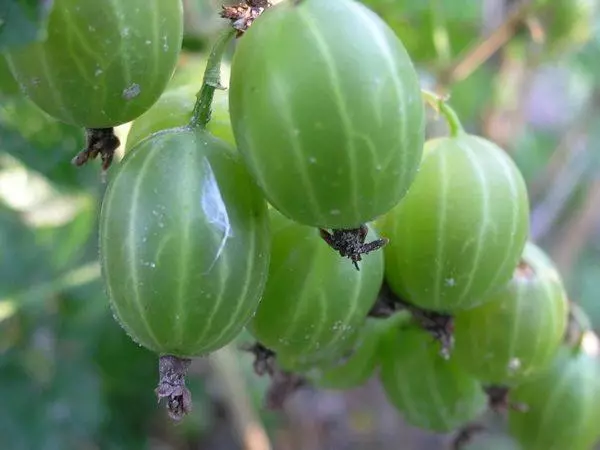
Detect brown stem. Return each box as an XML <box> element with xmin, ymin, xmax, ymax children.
<box><xmin>549</xmin><ymin>180</ymin><xmax>600</xmax><ymax>277</ymax></box>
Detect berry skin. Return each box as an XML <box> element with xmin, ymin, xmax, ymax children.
<box><xmin>508</xmin><ymin>333</ymin><xmax>600</xmax><ymax>450</ymax></box>
<box><xmin>453</xmin><ymin>242</ymin><xmax>569</xmax><ymax>385</ymax></box>
<box><xmin>379</xmin><ymin>324</ymin><xmax>488</xmax><ymax>432</ymax></box>
<box><xmin>100</xmin><ymin>128</ymin><xmax>270</xmax><ymax>357</ymax></box>
<box><xmin>248</xmin><ymin>209</ymin><xmax>384</xmax><ymax>368</ymax></box>
<box><xmin>5</xmin><ymin>0</ymin><xmax>183</xmax><ymax>128</ymax></box>
<box><xmin>300</xmin><ymin>316</ymin><xmax>400</xmax><ymax>390</ymax></box>
<box><xmin>378</xmin><ymin>133</ymin><xmax>530</xmax><ymax>312</ymax></box>
<box><xmin>229</xmin><ymin>0</ymin><xmax>424</xmax><ymax>229</ymax></box>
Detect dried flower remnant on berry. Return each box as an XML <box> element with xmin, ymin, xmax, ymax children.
<box><xmin>485</xmin><ymin>385</ymin><xmax>528</xmax><ymax>413</ymax></box>
<box><xmin>221</xmin><ymin>0</ymin><xmax>272</xmax><ymax>36</ymax></box>
<box><xmin>155</xmin><ymin>355</ymin><xmax>193</xmax><ymax>421</ymax></box>
<box><xmin>320</xmin><ymin>225</ymin><xmax>388</xmax><ymax>271</ymax></box>
<box><xmin>515</xmin><ymin>259</ymin><xmax>535</xmax><ymax>280</ymax></box>
<box><xmin>72</xmin><ymin>127</ymin><xmax>120</xmax><ymax>171</ymax></box>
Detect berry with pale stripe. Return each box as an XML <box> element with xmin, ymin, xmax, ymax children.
<box><xmin>453</xmin><ymin>242</ymin><xmax>569</xmax><ymax>385</ymax></box>
<box><xmin>4</xmin><ymin>0</ymin><xmax>183</xmax><ymax>128</ymax></box>
<box><xmin>379</xmin><ymin>131</ymin><xmax>530</xmax><ymax>312</ymax></box>
<box><xmin>228</xmin><ymin>0</ymin><xmax>424</xmax><ymax>229</ymax></box>
<box><xmin>379</xmin><ymin>325</ymin><xmax>488</xmax><ymax>433</ymax></box>
<box><xmin>248</xmin><ymin>209</ymin><xmax>384</xmax><ymax>369</ymax></box>
<box><xmin>99</xmin><ymin>128</ymin><xmax>270</xmax><ymax>357</ymax></box>
<box><xmin>508</xmin><ymin>332</ymin><xmax>600</xmax><ymax>450</ymax></box>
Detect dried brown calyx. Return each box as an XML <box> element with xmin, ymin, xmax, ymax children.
<box><xmin>72</xmin><ymin>127</ymin><xmax>120</xmax><ymax>171</ymax></box>
<box><xmin>319</xmin><ymin>225</ymin><xmax>389</xmax><ymax>271</ymax></box>
<box><xmin>221</xmin><ymin>0</ymin><xmax>272</xmax><ymax>36</ymax></box>
<box><xmin>485</xmin><ymin>385</ymin><xmax>528</xmax><ymax>413</ymax></box>
<box><xmin>156</xmin><ymin>355</ymin><xmax>193</xmax><ymax>421</ymax></box>
<box><xmin>515</xmin><ymin>258</ymin><xmax>535</xmax><ymax>280</ymax></box>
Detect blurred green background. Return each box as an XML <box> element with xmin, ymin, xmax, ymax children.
<box><xmin>1</xmin><ymin>0</ymin><xmax>600</xmax><ymax>449</ymax></box>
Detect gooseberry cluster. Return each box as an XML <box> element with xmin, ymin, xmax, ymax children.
<box><xmin>4</xmin><ymin>0</ymin><xmax>600</xmax><ymax>447</ymax></box>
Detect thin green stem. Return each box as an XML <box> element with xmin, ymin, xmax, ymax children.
<box><xmin>421</xmin><ymin>89</ymin><xmax>464</xmax><ymax>137</ymax></box>
<box><xmin>189</xmin><ymin>28</ymin><xmax>237</xmax><ymax>129</ymax></box>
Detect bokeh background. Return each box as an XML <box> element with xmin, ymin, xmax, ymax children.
<box><xmin>1</xmin><ymin>0</ymin><xmax>599</xmax><ymax>449</ymax></box>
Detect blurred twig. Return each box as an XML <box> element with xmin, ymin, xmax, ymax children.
<box><xmin>529</xmin><ymin>140</ymin><xmax>591</xmax><ymax>243</ymax></box>
<box><xmin>529</xmin><ymin>96</ymin><xmax>598</xmax><ymax>200</ymax></box>
<box><xmin>481</xmin><ymin>47</ymin><xmax>529</xmax><ymax>149</ymax></box>
<box><xmin>437</xmin><ymin>0</ymin><xmax>534</xmax><ymax>87</ymax></box>
<box><xmin>209</xmin><ymin>346</ymin><xmax>272</xmax><ymax>450</ymax></box>
<box><xmin>549</xmin><ymin>179</ymin><xmax>600</xmax><ymax>278</ymax></box>
<box><xmin>529</xmin><ymin>92</ymin><xmax>600</xmax><ymax>242</ymax></box>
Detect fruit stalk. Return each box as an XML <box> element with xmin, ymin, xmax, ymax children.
<box><xmin>421</xmin><ymin>89</ymin><xmax>464</xmax><ymax>137</ymax></box>
<box><xmin>189</xmin><ymin>28</ymin><xmax>237</xmax><ymax>129</ymax></box>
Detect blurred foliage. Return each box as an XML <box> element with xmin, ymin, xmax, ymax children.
<box><xmin>0</xmin><ymin>0</ymin><xmax>55</xmax><ymax>50</ymax></box>
<box><xmin>1</xmin><ymin>0</ymin><xmax>600</xmax><ymax>449</ymax></box>
<box><xmin>361</xmin><ymin>0</ymin><xmax>482</xmax><ymax>67</ymax></box>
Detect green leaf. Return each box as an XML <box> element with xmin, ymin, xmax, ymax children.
<box><xmin>0</xmin><ymin>0</ymin><xmax>55</xmax><ymax>51</ymax></box>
